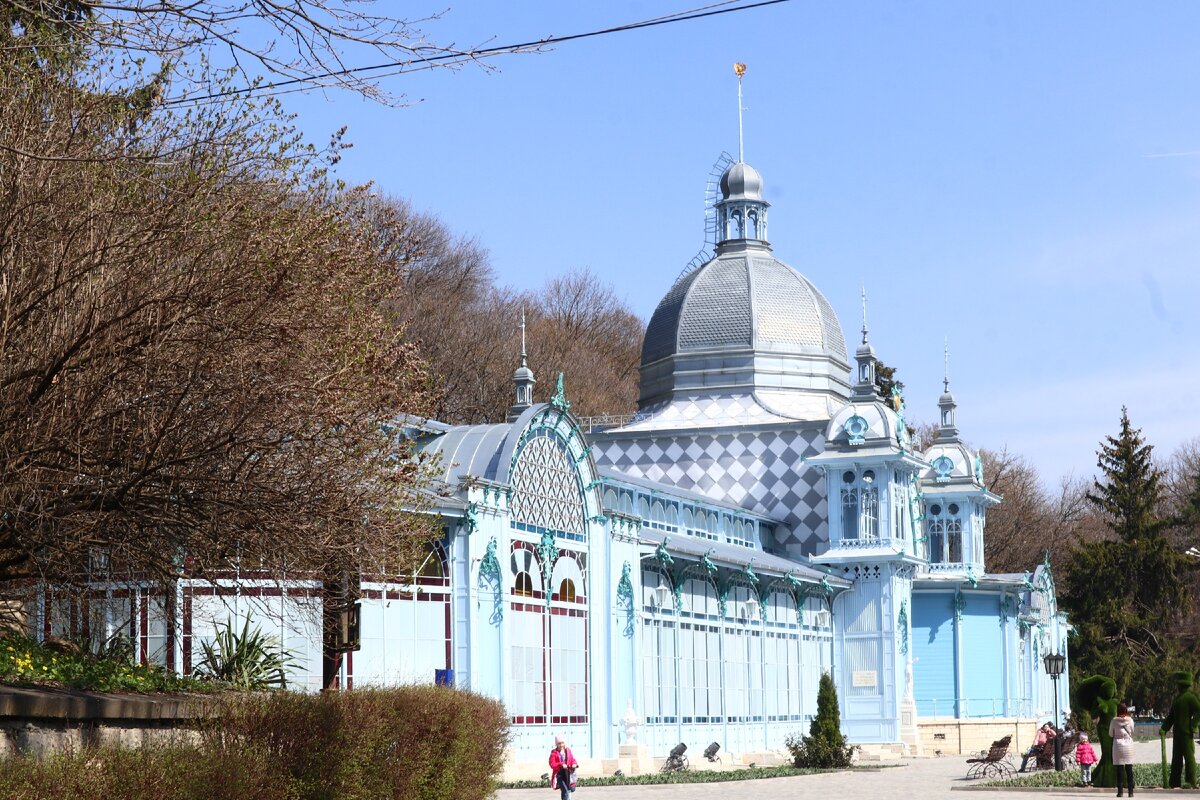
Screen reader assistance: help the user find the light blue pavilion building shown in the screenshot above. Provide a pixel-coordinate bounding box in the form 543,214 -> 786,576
389,157 -> 1071,765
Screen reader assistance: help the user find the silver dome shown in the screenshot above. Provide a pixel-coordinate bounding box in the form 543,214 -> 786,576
719,162 -> 764,201
638,246 -> 851,409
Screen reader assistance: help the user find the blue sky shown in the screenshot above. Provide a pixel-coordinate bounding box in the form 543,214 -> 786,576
280,1 -> 1200,484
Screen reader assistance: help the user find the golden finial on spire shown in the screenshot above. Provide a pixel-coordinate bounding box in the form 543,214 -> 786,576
734,62 -> 747,78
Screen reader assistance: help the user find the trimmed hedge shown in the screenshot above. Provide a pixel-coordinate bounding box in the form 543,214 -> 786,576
0,685 -> 510,800
0,746 -> 289,800
981,763 -> 1162,788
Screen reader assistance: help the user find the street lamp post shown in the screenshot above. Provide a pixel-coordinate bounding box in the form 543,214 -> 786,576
1044,651 -> 1067,771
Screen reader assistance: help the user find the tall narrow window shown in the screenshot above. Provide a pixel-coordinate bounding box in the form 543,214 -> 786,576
860,487 -> 879,540
928,519 -> 945,563
947,518 -> 963,562
841,488 -> 858,540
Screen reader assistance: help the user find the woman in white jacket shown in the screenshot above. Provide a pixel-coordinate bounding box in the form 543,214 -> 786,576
1109,702 -> 1136,797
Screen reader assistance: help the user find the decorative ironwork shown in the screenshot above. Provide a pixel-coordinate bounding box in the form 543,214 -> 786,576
843,414 -> 869,446
701,549 -> 718,577
550,372 -> 571,413
510,431 -> 586,536
744,559 -> 759,586
479,537 -> 503,624
575,444 -> 594,464
535,530 -> 559,607
820,575 -> 833,595
616,561 -> 635,638
1001,594 -> 1015,623
898,599 -> 909,656
966,569 -> 979,589
654,538 -> 673,569
953,589 -> 966,621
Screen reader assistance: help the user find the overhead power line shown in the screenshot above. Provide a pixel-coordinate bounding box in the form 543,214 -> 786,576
162,0 -> 795,107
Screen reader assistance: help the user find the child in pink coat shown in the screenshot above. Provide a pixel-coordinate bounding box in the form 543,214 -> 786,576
549,735 -> 578,800
1076,732 -> 1098,786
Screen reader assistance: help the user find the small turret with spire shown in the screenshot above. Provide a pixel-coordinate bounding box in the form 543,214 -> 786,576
715,63 -> 770,250
851,287 -> 879,401
509,310 -> 536,421
936,339 -> 959,442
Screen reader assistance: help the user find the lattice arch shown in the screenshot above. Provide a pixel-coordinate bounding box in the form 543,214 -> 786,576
510,430 -> 587,539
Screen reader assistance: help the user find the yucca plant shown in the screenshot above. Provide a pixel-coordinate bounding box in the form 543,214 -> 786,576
195,619 -> 294,689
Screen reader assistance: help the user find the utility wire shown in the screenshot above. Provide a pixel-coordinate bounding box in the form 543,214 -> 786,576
162,0 -> 794,107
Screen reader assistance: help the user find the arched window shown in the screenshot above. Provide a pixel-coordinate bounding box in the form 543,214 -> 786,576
510,431 -> 586,541
928,519 -> 946,563
415,541 -> 448,583
947,518 -> 963,562
841,486 -> 859,540
557,579 -> 576,602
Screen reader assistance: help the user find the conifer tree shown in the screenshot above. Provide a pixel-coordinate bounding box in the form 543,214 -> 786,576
786,672 -> 854,768
1063,409 -> 1194,710
1087,406 -> 1164,542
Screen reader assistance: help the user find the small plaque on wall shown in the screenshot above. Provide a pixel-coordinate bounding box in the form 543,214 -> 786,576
852,670 -> 878,688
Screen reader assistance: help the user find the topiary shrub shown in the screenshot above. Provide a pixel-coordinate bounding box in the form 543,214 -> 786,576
785,672 -> 856,768
1075,674 -> 1118,788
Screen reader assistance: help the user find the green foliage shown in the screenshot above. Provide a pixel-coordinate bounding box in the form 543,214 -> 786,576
1087,407 -> 1165,542
1062,409 -> 1196,712
499,765 -> 862,788
875,360 -> 903,400
0,634 -> 209,693
193,619 -> 294,690
982,763 -> 1161,788
786,672 -> 856,768
1075,675 -> 1118,787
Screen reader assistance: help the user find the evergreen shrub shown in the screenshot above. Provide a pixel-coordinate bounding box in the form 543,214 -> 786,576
785,672 -> 856,768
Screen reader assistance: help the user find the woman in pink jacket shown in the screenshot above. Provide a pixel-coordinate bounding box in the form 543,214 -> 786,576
549,735 -> 578,800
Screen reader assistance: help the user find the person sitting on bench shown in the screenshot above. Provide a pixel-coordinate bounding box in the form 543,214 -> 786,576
1018,722 -> 1057,772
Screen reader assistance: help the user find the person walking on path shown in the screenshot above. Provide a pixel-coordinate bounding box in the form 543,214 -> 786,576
549,734 -> 579,800
1019,722 -> 1057,772
1077,732 -> 1099,786
1110,702 -> 1136,797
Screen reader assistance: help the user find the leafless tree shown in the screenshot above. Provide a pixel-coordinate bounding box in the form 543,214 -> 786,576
1,1 -> 538,104
980,447 -> 1093,574
0,49 -> 437,598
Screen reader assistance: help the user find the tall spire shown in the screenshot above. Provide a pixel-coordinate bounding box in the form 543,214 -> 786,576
851,286 -> 878,400
734,62 -> 747,162
861,285 -> 870,344
936,337 -> 959,441
715,63 -> 770,250
509,309 -> 536,421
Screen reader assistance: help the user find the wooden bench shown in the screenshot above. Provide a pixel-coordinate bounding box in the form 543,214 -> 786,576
1033,730 -> 1081,770
966,734 -> 1015,779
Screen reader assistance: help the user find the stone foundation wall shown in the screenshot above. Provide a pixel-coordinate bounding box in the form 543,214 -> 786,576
917,717 -> 1037,756
0,686 -> 206,759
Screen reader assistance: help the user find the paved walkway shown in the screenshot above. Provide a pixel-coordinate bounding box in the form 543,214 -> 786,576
497,741 -> 1197,800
